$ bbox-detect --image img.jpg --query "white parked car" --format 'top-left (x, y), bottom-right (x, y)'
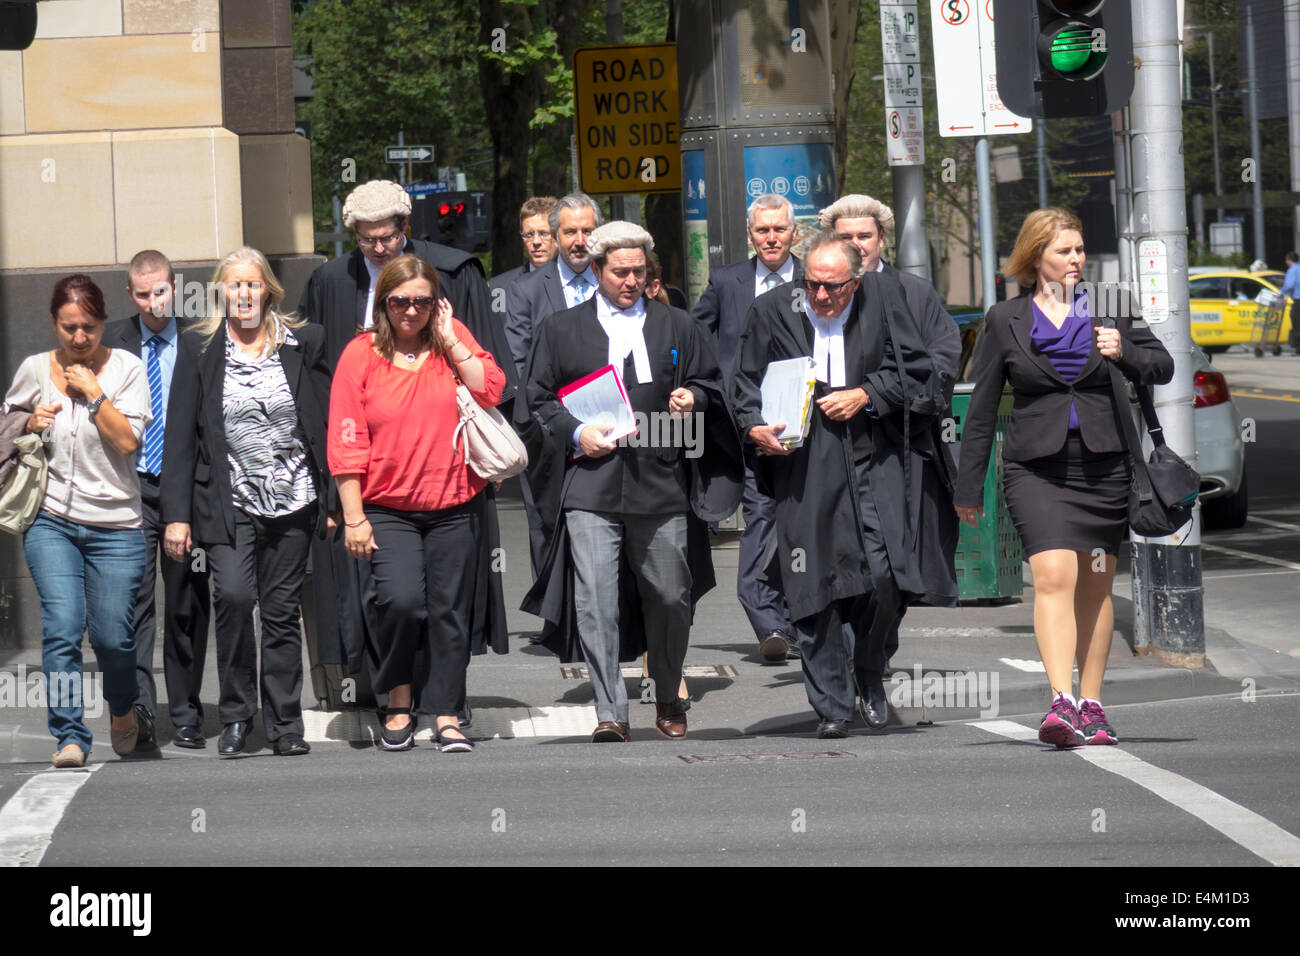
top-left (1190, 344), bottom-right (1247, 528)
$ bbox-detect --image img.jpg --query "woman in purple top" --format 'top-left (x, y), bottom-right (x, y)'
top-left (953, 208), bottom-right (1173, 749)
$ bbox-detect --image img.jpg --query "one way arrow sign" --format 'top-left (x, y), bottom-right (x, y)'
top-left (386, 146), bottom-right (434, 163)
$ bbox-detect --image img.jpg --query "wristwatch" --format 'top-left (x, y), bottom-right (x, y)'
top-left (86, 394), bottom-right (106, 418)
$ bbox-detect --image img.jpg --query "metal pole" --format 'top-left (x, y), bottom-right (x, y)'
top-left (396, 129), bottom-right (406, 186)
top-left (606, 0), bottom-right (627, 222)
top-left (1037, 123), bottom-right (1048, 208)
top-left (892, 164), bottom-right (931, 281)
top-left (1246, 8), bottom-right (1266, 263)
top-left (975, 136), bottom-right (995, 313)
top-left (1129, 0), bottom-right (1203, 666)
top-left (1208, 31), bottom-right (1223, 224)
top-left (1285, 2), bottom-right (1300, 252)
top-left (1113, 108), bottom-right (1134, 285)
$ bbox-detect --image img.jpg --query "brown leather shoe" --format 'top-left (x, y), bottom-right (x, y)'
top-left (654, 701), bottom-right (687, 739)
top-left (591, 721), bottom-right (630, 743)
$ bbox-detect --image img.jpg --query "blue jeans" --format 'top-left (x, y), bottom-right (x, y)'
top-left (23, 511), bottom-right (146, 754)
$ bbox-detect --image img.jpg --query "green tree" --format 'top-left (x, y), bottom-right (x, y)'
top-left (294, 0), bottom-right (490, 255)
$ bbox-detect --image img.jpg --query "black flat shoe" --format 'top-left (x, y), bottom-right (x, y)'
top-left (273, 733), bottom-right (311, 756)
top-left (377, 707), bottom-right (416, 751)
top-left (816, 718), bottom-right (851, 739)
top-left (436, 725), bottom-right (473, 753)
top-left (173, 725), bottom-right (205, 749)
top-left (133, 704), bottom-right (156, 751)
top-left (856, 672), bottom-right (890, 729)
top-left (218, 720), bottom-right (252, 757)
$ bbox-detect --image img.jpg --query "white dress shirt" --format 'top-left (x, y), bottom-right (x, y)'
top-left (754, 255), bottom-right (796, 299)
top-left (558, 257), bottom-right (597, 308)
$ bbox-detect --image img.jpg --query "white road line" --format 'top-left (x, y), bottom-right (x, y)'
top-left (972, 720), bottom-right (1300, 867)
top-left (0, 764), bottom-right (102, 867)
top-left (1202, 543), bottom-right (1300, 572)
top-left (1247, 516), bottom-right (1300, 535)
top-left (1202, 569), bottom-right (1300, 580)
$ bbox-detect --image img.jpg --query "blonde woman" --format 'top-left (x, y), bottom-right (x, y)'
top-left (161, 248), bottom-right (334, 757)
top-left (954, 209), bottom-right (1173, 747)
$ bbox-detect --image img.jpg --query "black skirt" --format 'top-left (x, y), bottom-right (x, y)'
top-left (1003, 433), bottom-right (1130, 557)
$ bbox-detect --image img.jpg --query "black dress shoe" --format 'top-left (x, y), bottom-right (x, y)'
top-left (273, 734), bottom-right (311, 756)
top-left (133, 704), bottom-right (156, 751)
top-left (218, 720), bottom-right (252, 757)
top-left (858, 672), bottom-right (890, 729)
top-left (817, 718), bottom-right (851, 739)
top-left (173, 725), bottom-right (205, 749)
top-left (759, 631), bottom-right (790, 663)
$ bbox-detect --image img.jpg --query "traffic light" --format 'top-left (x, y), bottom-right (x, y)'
top-left (408, 190), bottom-right (492, 252)
top-left (436, 197), bottom-right (467, 246)
top-left (993, 1), bottom-right (1134, 118)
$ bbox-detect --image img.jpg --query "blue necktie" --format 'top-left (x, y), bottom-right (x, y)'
top-left (572, 274), bottom-right (591, 307)
top-left (142, 335), bottom-right (165, 475)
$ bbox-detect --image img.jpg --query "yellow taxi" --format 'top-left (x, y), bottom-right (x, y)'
top-left (1188, 269), bottom-right (1293, 354)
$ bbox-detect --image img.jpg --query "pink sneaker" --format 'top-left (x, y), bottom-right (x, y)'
top-left (1038, 693), bottom-right (1085, 748)
top-left (1079, 700), bottom-right (1119, 745)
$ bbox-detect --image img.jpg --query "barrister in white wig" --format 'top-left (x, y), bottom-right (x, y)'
top-left (515, 222), bottom-right (742, 743)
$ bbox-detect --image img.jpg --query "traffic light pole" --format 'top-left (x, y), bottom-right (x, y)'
top-left (1127, 0), bottom-right (1204, 666)
top-left (892, 164), bottom-right (931, 282)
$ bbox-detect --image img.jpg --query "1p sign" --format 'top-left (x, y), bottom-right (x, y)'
top-left (574, 43), bottom-right (681, 195)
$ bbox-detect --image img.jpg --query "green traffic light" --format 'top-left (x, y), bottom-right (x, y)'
top-left (1048, 24), bottom-right (1107, 78)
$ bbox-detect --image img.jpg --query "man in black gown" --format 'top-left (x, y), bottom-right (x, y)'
top-left (731, 234), bottom-right (941, 738)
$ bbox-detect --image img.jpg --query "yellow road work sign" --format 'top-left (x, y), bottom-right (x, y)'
top-left (573, 43), bottom-right (681, 196)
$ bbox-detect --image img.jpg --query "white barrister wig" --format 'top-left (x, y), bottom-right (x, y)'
top-left (341, 180), bottom-right (412, 228)
top-left (816, 194), bottom-right (895, 234)
top-left (588, 221), bottom-right (655, 261)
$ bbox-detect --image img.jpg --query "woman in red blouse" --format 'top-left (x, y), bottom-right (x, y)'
top-left (328, 254), bottom-right (505, 753)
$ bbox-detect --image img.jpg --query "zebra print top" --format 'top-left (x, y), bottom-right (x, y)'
top-left (222, 326), bottom-right (317, 517)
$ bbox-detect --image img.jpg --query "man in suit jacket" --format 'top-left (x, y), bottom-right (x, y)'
top-left (731, 235), bottom-right (939, 738)
top-left (488, 195), bottom-right (557, 306)
top-left (504, 192), bottom-right (603, 379)
top-left (295, 181), bottom-right (513, 718)
top-left (519, 222), bottom-right (741, 742)
top-left (101, 250), bottom-right (211, 750)
top-left (822, 194), bottom-right (962, 677)
top-left (505, 192), bottom-right (603, 577)
top-left (690, 193), bottom-right (802, 663)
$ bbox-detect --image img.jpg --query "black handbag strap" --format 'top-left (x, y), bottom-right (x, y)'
top-left (1100, 334), bottom-right (1160, 505)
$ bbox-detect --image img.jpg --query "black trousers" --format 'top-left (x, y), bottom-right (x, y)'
top-left (793, 457), bottom-right (902, 721)
top-left (360, 500), bottom-right (479, 717)
top-left (206, 503), bottom-right (315, 741)
top-left (133, 472), bottom-right (211, 727)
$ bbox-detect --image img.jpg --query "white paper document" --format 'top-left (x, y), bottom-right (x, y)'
top-left (760, 356), bottom-right (816, 448)
top-left (558, 364), bottom-right (638, 445)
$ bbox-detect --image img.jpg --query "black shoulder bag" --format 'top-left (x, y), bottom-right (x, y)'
top-left (1104, 355), bottom-right (1199, 537)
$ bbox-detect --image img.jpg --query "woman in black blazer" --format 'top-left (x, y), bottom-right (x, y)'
top-left (954, 208), bottom-right (1173, 749)
top-left (160, 247), bottom-right (334, 758)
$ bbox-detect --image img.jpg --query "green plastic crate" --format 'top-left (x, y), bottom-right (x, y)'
top-left (950, 385), bottom-right (1023, 601)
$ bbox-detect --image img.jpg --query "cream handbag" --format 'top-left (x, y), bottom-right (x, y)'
top-left (448, 358), bottom-right (528, 481)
